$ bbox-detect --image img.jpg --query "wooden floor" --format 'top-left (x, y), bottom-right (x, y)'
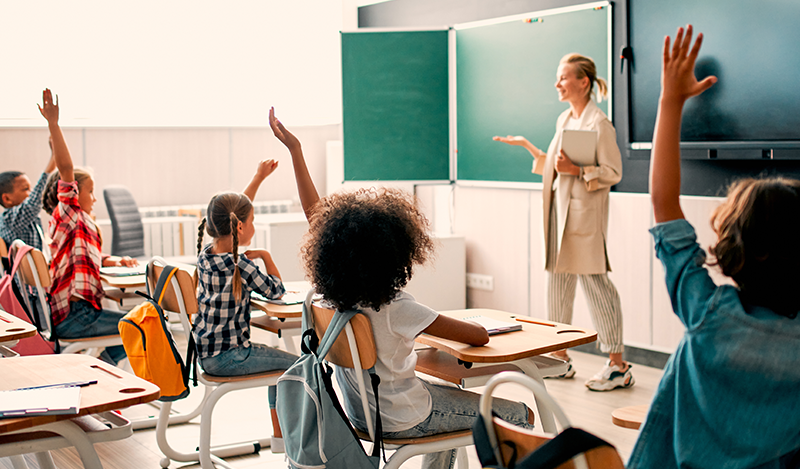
top-left (1, 329), bottom-right (662, 469)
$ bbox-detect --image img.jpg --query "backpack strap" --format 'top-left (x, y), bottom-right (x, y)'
top-left (314, 309), bottom-right (358, 361)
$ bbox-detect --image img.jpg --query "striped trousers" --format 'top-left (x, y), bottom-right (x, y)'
top-left (546, 201), bottom-right (624, 354)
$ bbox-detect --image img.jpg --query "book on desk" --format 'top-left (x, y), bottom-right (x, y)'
top-left (463, 315), bottom-right (523, 335)
top-left (0, 386), bottom-right (81, 418)
top-left (100, 265), bottom-right (147, 277)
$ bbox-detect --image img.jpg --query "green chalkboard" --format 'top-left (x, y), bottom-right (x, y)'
top-left (456, 5), bottom-right (611, 184)
top-left (342, 30), bottom-right (450, 181)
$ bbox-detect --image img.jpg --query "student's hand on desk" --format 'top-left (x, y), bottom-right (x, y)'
top-left (37, 89), bottom-right (59, 124)
top-left (269, 107), bottom-right (301, 153)
top-left (555, 150), bottom-right (580, 176)
top-left (254, 159), bottom-right (279, 181)
top-left (103, 256), bottom-right (138, 267)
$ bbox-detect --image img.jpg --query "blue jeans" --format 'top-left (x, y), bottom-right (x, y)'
top-left (54, 300), bottom-right (127, 365)
top-left (377, 381), bottom-right (533, 469)
top-left (200, 343), bottom-right (298, 408)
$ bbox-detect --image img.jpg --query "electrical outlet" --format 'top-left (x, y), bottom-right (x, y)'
top-left (466, 273), bottom-right (494, 291)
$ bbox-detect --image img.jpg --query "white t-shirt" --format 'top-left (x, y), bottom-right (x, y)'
top-left (335, 291), bottom-right (438, 432)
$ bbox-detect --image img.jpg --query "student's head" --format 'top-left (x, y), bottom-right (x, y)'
top-left (709, 177), bottom-right (800, 318)
top-left (42, 169), bottom-right (95, 215)
top-left (0, 171), bottom-right (30, 209)
top-left (556, 53), bottom-right (608, 103)
top-left (301, 188), bottom-right (435, 311)
top-left (197, 192), bottom-right (255, 299)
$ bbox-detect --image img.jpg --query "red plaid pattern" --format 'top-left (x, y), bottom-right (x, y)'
top-left (48, 180), bottom-right (105, 325)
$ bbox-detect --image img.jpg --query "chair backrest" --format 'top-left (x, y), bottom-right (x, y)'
top-left (14, 244), bottom-right (55, 337)
top-left (145, 257), bottom-right (197, 341)
top-left (309, 303), bottom-right (377, 369)
top-left (478, 373), bottom-right (625, 469)
top-left (103, 186), bottom-right (145, 258)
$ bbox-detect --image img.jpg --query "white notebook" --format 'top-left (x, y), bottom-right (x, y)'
top-left (0, 386), bottom-right (81, 418)
top-left (561, 129), bottom-right (598, 167)
top-left (463, 315), bottom-right (522, 336)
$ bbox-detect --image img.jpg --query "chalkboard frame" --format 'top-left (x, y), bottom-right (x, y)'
top-left (453, 2), bottom-right (613, 188)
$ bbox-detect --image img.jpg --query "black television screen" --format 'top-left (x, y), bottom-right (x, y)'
top-left (629, 0), bottom-right (800, 156)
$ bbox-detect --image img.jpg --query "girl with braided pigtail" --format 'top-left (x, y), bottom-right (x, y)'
top-left (193, 162), bottom-right (298, 453)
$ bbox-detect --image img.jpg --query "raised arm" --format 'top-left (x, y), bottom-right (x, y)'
top-left (650, 26), bottom-right (716, 223)
top-left (243, 159), bottom-right (279, 202)
top-left (38, 89), bottom-right (73, 183)
top-left (269, 107), bottom-right (319, 221)
top-left (44, 137), bottom-right (56, 174)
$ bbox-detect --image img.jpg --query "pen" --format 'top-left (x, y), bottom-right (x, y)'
top-left (514, 317), bottom-right (556, 327)
top-left (11, 380), bottom-right (98, 392)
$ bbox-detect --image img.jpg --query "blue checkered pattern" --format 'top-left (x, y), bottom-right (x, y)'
top-left (193, 244), bottom-right (285, 358)
top-left (0, 172), bottom-right (48, 250)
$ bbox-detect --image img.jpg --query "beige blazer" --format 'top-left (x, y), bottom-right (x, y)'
top-left (532, 100), bottom-right (622, 274)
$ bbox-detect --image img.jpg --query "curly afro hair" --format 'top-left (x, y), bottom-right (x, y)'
top-left (301, 187), bottom-right (435, 311)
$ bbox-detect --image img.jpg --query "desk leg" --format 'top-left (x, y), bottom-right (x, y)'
top-left (35, 420), bottom-right (102, 469)
top-left (509, 359), bottom-right (558, 434)
top-left (9, 455), bottom-right (28, 469)
top-left (34, 451), bottom-right (56, 469)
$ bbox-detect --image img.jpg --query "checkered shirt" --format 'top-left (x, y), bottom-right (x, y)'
top-left (48, 180), bottom-right (106, 325)
top-left (194, 244), bottom-right (285, 358)
top-left (0, 172), bottom-right (48, 250)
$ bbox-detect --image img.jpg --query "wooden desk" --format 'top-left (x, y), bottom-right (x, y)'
top-left (415, 309), bottom-right (597, 433)
top-left (0, 354), bottom-right (160, 467)
top-left (0, 310), bottom-right (37, 344)
top-left (611, 404), bottom-right (648, 430)
top-left (249, 280), bottom-right (310, 319)
top-left (0, 310), bottom-right (38, 357)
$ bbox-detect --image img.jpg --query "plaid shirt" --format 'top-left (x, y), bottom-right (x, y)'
top-left (194, 244), bottom-right (285, 358)
top-left (48, 180), bottom-right (106, 325)
top-left (0, 172), bottom-right (48, 250)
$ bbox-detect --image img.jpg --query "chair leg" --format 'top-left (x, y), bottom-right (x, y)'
top-left (9, 455), bottom-right (28, 469)
top-left (455, 447), bottom-right (468, 469)
top-left (34, 452), bottom-right (56, 469)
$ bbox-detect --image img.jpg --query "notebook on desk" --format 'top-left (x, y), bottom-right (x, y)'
top-left (463, 315), bottom-right (523, 336)
top-left (252, 290), bottom-right (321, 305)
top-left (100, 265), bottom-right (147, 277)
top-left (0, 386), bottom-right (81, 418)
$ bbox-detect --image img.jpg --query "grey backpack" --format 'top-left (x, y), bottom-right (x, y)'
top-left (277, 308), bottom-right (383, 469)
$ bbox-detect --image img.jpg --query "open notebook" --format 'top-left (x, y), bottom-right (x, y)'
top-left (464, 315), bottom-right (522, 336)
top-left (100, 265), bottom-right (147, 277)
top-left (0, 386), bottom-right (81, 418)
top-left (252, 290), bottom-right (322, 306)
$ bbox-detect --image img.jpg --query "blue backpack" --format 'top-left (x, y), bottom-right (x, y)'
top-left (276, 308), bottom-right (383, 469)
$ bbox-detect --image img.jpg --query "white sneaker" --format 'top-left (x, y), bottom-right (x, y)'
top-left (544, 355), bottom-right (576, 379)
top-left (585, 360), bottom-right (634, 391)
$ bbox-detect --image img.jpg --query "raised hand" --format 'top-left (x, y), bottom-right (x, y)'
top-left (493, 135), bottom-right (529, 147)
top-left (37, 89), bottom-right (59, 124)
top-left (269, 107), bottom-right (301, 152)
top-left (661, 25), bottom-right (717, 103)
top-left (255, 159), bottom-right (279, 181)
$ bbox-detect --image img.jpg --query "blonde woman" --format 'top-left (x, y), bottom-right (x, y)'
top-left (494, 53), bottom-right (631, 391)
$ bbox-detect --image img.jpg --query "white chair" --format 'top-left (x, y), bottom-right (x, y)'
top-left (306, 293), bottom-right (474, 469)
top-left (476, 372), bottom-right (625, 469)
top-left (0, 411), bottom-right (133, 469)
top-left (146, 257), bottom-right (285, 469)
top-left (14, 242), bottom-right (123, 356)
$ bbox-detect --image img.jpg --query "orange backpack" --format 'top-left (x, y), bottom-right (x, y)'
top-left (119, 265), bottom-right (196, 401)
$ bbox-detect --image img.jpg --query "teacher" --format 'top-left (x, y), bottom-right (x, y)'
top-left (494, 53), bottom-right (632, 391)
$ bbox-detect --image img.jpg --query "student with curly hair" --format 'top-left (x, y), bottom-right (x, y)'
top-left (39, 89), bottom-right (137, 365)
top-left (629, 26), bottom-right (800, 468)
top-left (269, 108), bottom-right (534, 469)
top-left (193, 159), bottom-right (298, 452)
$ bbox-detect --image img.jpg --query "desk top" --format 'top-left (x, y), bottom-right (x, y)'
top-left (415, 309), bottom-right (597, 363)
top-left (100, 274), bottom-right (146, 289)
top-left (611, 404), bottom-right (648, 430)
top-left (250, 280), bottom-right (310, 319)
top-left (0, 310), bottom-right (37, 344)
top-left (0, 354), bottom-right (160, 434)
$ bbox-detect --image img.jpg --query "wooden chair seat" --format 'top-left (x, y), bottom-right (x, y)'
top-left (199, 369), bottom-right (285, 384)
top-left (355, 428), bottom-right (472, 446)
top-left (59, 335), bottom-right (121, 344)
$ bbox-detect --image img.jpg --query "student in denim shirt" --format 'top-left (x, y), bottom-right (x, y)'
top-left (629, 26), bottom-right (800, 468)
